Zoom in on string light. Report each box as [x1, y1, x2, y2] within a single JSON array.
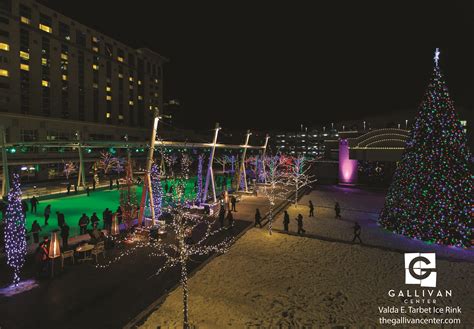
[[283, 155, 317, 207], [196, 154, 203, 205], [379, 49, 472, 248], [4, 173, 27, 286]]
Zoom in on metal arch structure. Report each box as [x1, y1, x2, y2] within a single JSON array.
[[238, 130, 252, 192]]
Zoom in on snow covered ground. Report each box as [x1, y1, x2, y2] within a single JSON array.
[[140, 229, 474, 328], [272, 186, 473, 262]]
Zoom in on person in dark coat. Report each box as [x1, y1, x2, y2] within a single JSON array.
[[61, 223, 70, 249], [56, 211, 65, 228], [116, 206, 123, 224], [31, 220, 41, 243], [86, 186, 90, 196], [90, 212, 100, 228], [309, 200, 314, 217], [78, 213, 89, 235], [352, 222, 362, 244], [295, 214, 305, 235], [30, 196, 39, 214], [67, 183, 71, 194], [283, 211, 290, 232], [21, 200, 28, 217], [231, 195, 237, 212], [92, 178, 96, 191], [109, 178, 113, 190], [226, 211, 234, 230], [218, 206, 225, 228], [335, 202, 341, 219], [254, 208, 262, 228], [116, 179, 120, 189], [74, 184, 78, 194], [44, 205, 51, 226], [103, 208, 112, 232]]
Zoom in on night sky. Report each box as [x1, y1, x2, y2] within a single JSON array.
[[39, 0, 473, 131]]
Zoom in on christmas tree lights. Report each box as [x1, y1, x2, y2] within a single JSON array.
[[4, 173, 27, 286], [379, 49, 473, 248]]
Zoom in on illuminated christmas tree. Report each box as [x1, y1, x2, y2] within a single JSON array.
[[4, 173, 27, 285], [379, 49, 473, 247]]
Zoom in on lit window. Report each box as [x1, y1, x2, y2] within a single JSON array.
[[154, 106, 158, 110], [42, 80, 50, 87], [106, 86, 111, 92], [129, 76, 133, 82], [92, 64, 99, 70], [0, 69, 8, 77], [117, 56, 124, 62], [129, 85, 133, 90], [20, 16, 30, 25], [106, 112, 111, 118], [149, 105, 153, 110], [19, 51, 29, 60], [154, 92, 158, 97], [129, 100, 134, 106], [92, 36, 99, 43], [138, 80, 142, 85], [118, 73, 123, 79], [61, 53, 68, 60], [20, 63, 29, 71], [118, 115, 124, 120], [154, 78, 158, 83], [92, 46, 99, 53], [138, 95, 143, 100], [62, 74, 67, 81], [92, 83, 98, 88], [106, 95, 112, 101], [0, 43, 9, 51], [39, 24, 52, 33]]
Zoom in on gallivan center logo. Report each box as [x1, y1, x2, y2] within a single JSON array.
[[387, 253, 452, 304]]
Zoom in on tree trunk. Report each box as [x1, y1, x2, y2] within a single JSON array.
[[182, 261, 189, 329], [295, 181, 299, 207], [268, 207, 273, 235]]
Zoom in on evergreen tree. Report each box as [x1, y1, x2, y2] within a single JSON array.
[[4, 173, 27, 285], [379, 50, 472, 247]]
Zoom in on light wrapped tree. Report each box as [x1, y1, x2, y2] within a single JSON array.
[[379, 49, 472, 247], [261, 156, 288, 235], [4, 173, 27, 286], [284, 155, 317, 207], [62, 160, 77, 180], [98, 184, 234, 328], [119, 162, 138, 229], [150, 164, 163, 220]]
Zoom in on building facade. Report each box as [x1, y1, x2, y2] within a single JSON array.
[[0, 0, 166, 143]]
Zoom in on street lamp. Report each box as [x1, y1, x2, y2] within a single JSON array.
[[49, 231, 61, 278], [405, 119, 408, 129]]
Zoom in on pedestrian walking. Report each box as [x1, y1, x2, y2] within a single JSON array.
[[92, 178, 96, 191], [283, 211, 290, 232], [352, 222, 362, 244], [31, 220, 41, 243], [219, 206, 225, 228], [74, 184, 78, 194], [309, 200, 314, 217], [86, 186, 90, 196], [78, 213, 89, 235], [116, 179, 120, 189], [103, 208, 112, 232], [56, 211, 65, 228], [254, 208, 262, 228], [67, 183, 71, 195], [44, 204, 51, 226], [116, 206, 123, 224], [109, 178, 113, 190], [61, 223, 70, 249], [231, 195, 237, 212], [335, 202, 341, 219], [21, 199, 28, 218], [295, 214, 306, 235], [30, 196, 39, 214], [226, 210, 234, 230]]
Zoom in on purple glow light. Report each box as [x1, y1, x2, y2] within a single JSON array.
[[338, 139, 358, 185]]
